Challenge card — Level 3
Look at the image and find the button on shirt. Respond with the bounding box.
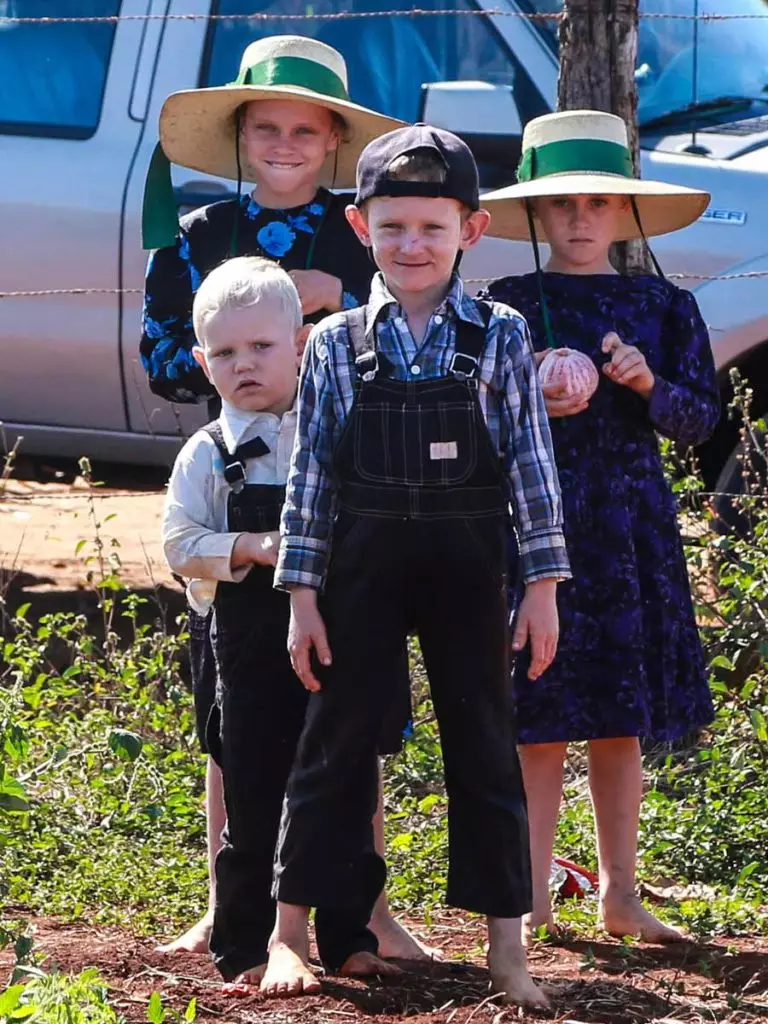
[276,273,571,591]
[163,400,297,615]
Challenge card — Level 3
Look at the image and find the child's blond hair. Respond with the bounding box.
[192,256,302,346]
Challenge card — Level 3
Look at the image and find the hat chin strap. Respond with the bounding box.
[524,200,557,350]
[229,109,244,258]
[629,196,665,279]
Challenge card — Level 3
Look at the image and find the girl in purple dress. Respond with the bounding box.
[480,110,718,945]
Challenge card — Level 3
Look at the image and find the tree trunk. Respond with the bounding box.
[557,0,650,273]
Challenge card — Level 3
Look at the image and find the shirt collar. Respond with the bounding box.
[364,271,483,335]
[219,399,296,453]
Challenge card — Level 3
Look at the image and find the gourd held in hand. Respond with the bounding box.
[538,347,599,403]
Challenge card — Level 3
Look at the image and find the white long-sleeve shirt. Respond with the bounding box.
[163,399,297,615]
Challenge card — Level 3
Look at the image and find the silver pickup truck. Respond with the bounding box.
[2,0,767,499]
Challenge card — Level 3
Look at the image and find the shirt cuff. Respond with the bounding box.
[164,530,244,583]
[274,537,328,591]
[518,527,572,584]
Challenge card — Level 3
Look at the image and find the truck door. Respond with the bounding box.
[120,0,214,442]
[0,0,153,433]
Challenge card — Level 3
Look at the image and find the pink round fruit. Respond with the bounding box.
[538,347,599,401]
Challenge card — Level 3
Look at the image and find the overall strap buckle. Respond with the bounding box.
[202,420,270,494]
[450,299,493,388]
[347,305,388,382]
[449,351,479,380]
[355,350,379,382]
[223,461,247,494]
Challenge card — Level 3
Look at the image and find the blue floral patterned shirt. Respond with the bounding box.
[275,273,571,590]
[140,189,375,404]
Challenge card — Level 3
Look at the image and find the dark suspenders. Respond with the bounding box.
[203,420,270,493]
[344,301,529,428]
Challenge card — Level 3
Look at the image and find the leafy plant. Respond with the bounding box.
[0,969,121,1024]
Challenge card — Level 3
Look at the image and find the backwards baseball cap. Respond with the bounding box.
[354,123,480,210]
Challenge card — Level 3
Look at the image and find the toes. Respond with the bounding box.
[497,983,550,1010]
[222,982,253,998]
[260,966,321,998]
[303,974,322,994]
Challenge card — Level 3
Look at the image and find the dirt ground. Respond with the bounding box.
[0,465,183,630]
[0,467,171,594]
[2,911,768,1024]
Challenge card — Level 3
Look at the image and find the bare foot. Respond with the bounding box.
[522,910,561,947]
[155,911,212,954]
[261,941,322,998]
[369,910,442,961]
[222,964,266,997]
[234,963,267,985]
[338,951,403,977]
[488,919,550,1010]
[600,893,685,944]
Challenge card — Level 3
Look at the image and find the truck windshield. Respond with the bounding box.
[532,0,768,125]
[636,0,768,125]
[206,0,524,124]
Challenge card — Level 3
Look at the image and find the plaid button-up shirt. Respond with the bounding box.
[276,273,570,590]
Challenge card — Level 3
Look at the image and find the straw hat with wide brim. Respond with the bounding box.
[159,34,404,189]
[481,110,710,241]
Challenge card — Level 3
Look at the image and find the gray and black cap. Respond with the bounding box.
[354,123,480,210]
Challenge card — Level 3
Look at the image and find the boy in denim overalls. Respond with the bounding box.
[267,126,571,1006]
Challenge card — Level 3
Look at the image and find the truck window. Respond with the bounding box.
[203,0,546,128]
[0,0,120,139]
[637,0,768,125]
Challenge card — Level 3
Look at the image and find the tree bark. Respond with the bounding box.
[557,0,651,273]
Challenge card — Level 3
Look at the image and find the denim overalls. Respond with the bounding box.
[275,306,532,922]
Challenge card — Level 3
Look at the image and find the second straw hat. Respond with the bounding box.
[481,110,709,241]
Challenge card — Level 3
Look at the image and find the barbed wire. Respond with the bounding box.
[1,488,167,501]
[1,8,767,24]
[2,270,768,300]
[2,484,765,502]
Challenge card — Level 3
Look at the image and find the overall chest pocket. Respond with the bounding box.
[227,492,284,534]
[353,400,479,486]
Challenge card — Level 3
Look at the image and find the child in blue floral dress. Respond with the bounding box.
[141,35,422,961]
[480,110,718,945]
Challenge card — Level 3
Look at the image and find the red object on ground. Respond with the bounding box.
[554,856,599,899]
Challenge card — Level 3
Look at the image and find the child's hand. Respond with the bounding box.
[511,578,559,680]
[296,324,313,360]
[232,531,280,569]
[541,380,590,418]
[533,351,589,418]
[289,270,343,315]
[601,332,655,399]
[288,586,332,692]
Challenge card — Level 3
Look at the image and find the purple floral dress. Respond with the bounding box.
[482,273,719,744]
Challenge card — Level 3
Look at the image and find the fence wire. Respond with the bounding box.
[1,8,768,23]
[2,270,768,300]
[2,3,766,298]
